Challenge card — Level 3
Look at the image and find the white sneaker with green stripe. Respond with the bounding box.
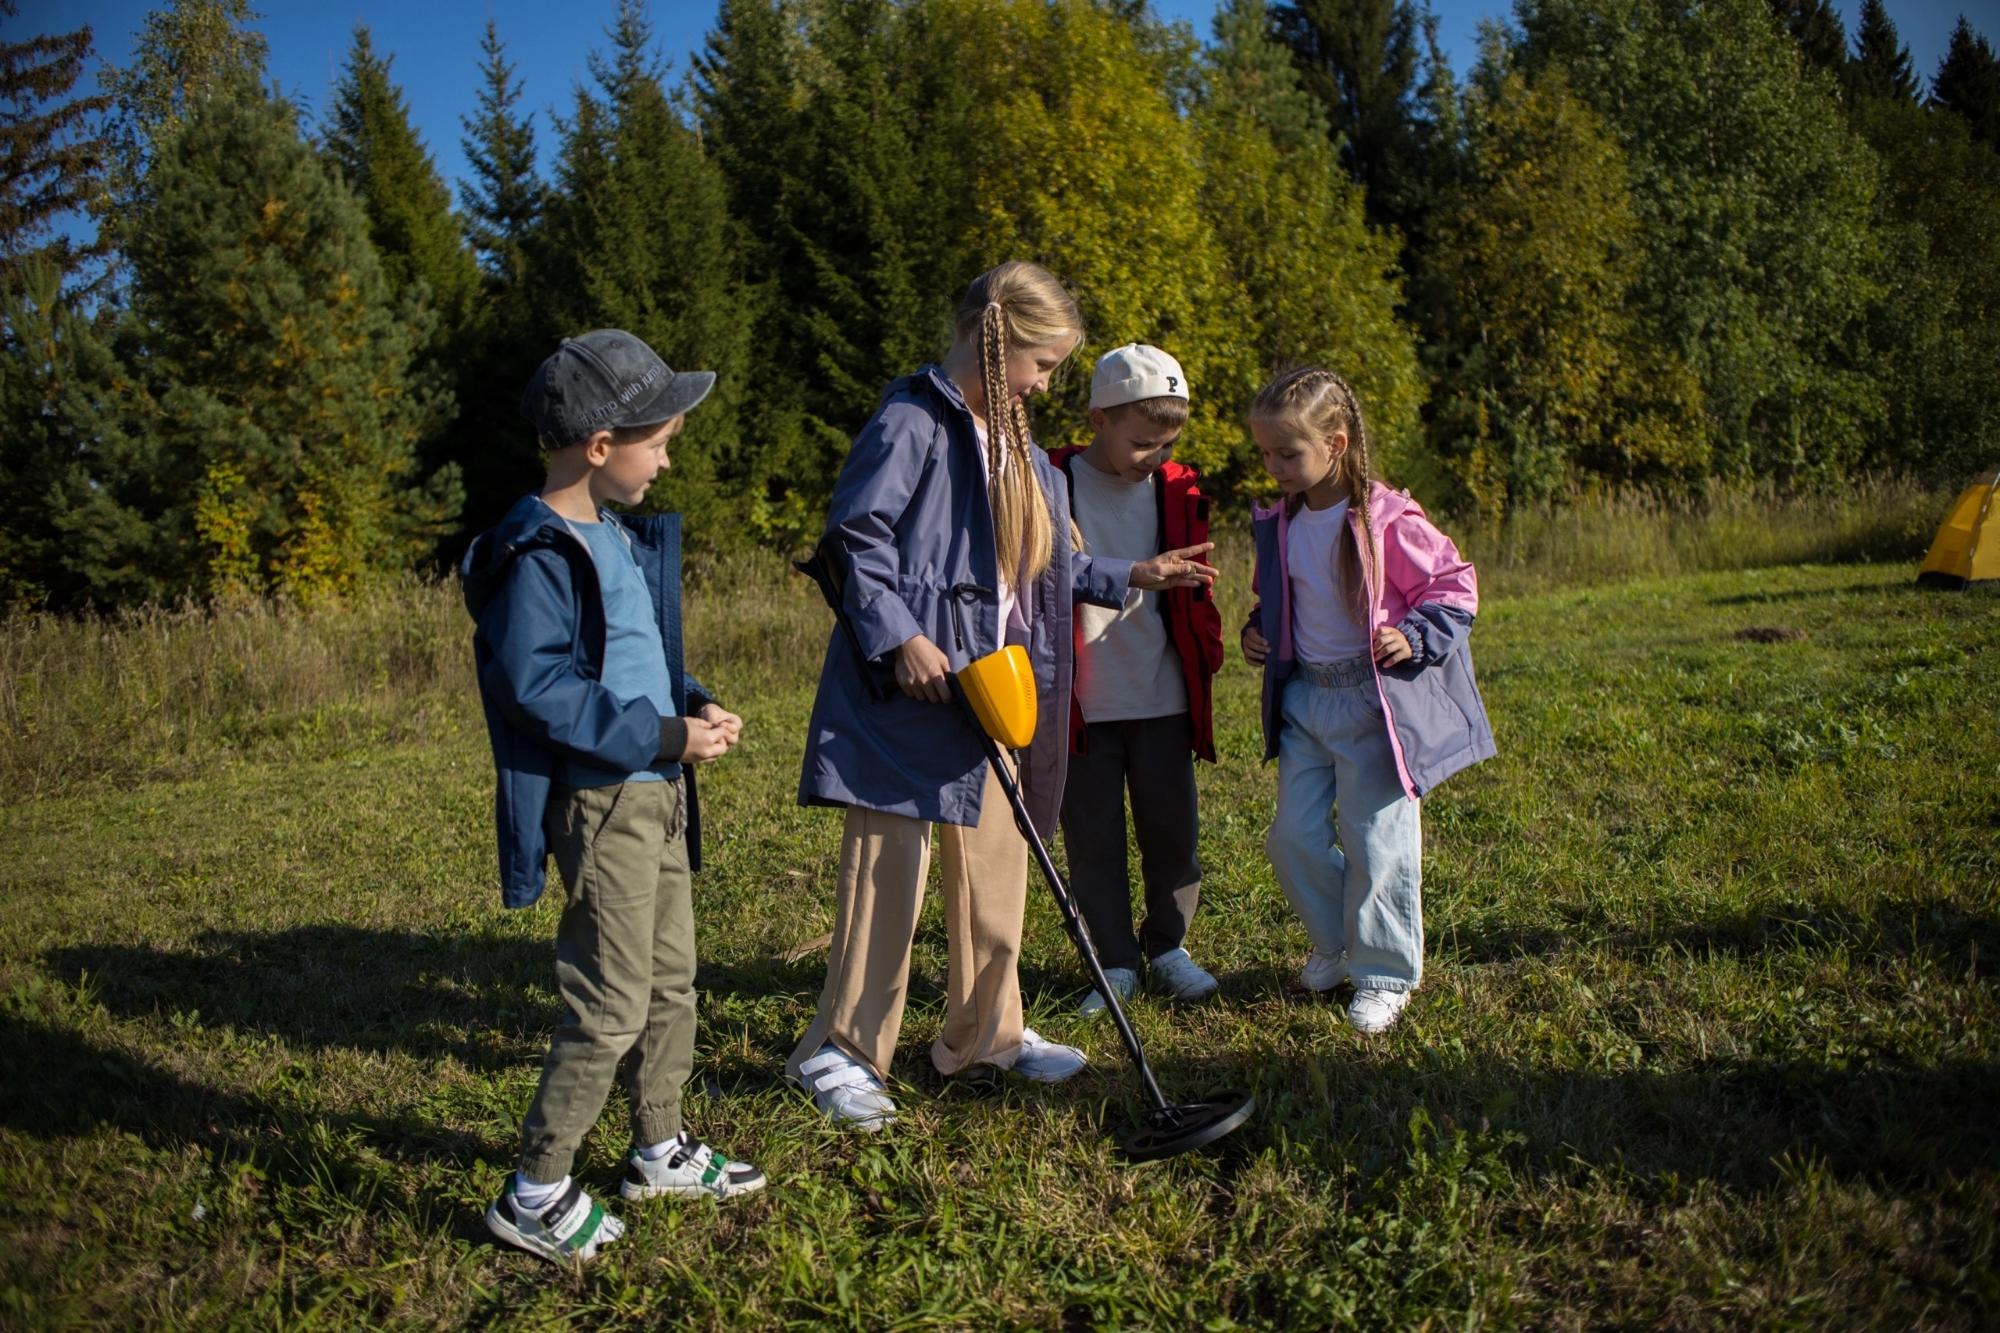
[620,1131,767,1201]
[485,1176,623,1267]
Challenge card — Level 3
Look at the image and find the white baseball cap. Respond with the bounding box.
[1089,343,1189,410]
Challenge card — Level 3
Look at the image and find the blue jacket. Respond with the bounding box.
[461,494,715,908]
[798,365,1131,836]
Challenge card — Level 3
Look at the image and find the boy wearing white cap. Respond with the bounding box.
[1047,344,1226,1014]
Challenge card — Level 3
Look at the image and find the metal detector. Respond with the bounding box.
[797,540,1255,1161]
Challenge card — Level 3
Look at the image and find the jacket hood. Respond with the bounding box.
[1047,443,1201,489]
[460,493,572,619]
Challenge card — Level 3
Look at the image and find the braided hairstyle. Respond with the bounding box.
[951,261,1082,584]
[1250,367,1378,620]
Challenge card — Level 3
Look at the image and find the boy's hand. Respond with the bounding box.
[895,633,953,703]
[680,717,734,762]
[1242,625,1269,666]
[1372,625,1412,667]
[1130,542,1217,591]
[697,702,743,746]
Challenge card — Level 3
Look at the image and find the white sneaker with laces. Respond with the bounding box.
[796,1043,897,1131]
[1077,966,1139,1016]
[1300,947,1348,992]
[620,1132,767,1201]
[1011,1028,1087,1083]
[1347,987,1410,1034]
[1148,947,1219,1002]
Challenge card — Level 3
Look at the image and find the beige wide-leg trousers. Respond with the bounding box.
[787,761,1029,1081]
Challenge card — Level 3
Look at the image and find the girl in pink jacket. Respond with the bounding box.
[1242,368,1493,1034]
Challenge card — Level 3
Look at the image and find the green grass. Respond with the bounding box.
[2,552,1996,1327]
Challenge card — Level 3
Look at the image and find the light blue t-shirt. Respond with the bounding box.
[559,509,677,788]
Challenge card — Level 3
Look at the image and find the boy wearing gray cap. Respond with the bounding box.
[1047,344,1225,1015]
[461,329,765,1267]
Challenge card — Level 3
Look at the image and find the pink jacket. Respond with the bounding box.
[1247,482,1495,798]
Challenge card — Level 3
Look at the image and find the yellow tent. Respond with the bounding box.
[1918,467,2000,590]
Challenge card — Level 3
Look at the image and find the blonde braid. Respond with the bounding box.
[981,303,1009,496]
[1335,375,1378,611]
[958,265,1074,583]
[1251,366,1379,619]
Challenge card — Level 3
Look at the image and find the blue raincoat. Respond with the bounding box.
[798,365,1131,837]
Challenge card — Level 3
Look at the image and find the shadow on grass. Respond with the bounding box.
[1438,897,2000,968]
[45,926,835,1075]
[1160,1043,2000,1192]
[28,919,2000,1199]
[0,1012,494,1183]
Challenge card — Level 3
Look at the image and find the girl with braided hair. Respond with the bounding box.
[1242,367,1494,1034]
[788,261,1216,1128]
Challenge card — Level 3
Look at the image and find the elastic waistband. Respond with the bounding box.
[1296,656,1373,689]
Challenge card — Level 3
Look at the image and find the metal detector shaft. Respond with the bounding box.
[960,713,1171,1114]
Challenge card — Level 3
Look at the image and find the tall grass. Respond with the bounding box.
[0,479,1949,801]
[1464,474,1946,597]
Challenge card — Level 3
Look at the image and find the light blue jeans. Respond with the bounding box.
[1265,670,1424,993]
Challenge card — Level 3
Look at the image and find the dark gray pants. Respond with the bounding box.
[1057,712,1202,971]
[518,778,695,1184]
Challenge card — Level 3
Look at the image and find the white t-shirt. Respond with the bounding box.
[1070,459,1188,722]
[1287,499,1371,662]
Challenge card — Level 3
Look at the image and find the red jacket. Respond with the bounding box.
[1049,446,1225,762]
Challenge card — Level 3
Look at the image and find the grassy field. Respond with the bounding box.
[2,529,1996,1326]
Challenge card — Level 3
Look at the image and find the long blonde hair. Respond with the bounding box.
[1250,367,1378,618]
[952,261,1082,583]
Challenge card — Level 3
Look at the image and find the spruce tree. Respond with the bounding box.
[455,19,548,535]
[1767,0,1848,79]
[1268,0,1434,237]
[124,78,459,599]
[459,21,541,288]
[1931,17,2000,150]
[0,255,161,608]
[692,0,813,535]
[0,2,112,298]
[1848,0,1921,104]
[697,0,991,540]
[322,24,481,557]
[752,0,955,536]
[539,0,750,543]
[323,26,480,354]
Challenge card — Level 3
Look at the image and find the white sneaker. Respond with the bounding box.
[1011,1028,1087,1083]
[796,1043,897,1131]
[1347,987,1410,1034]
[620,1132,767,1201]
[1148,947,1219,1002]
[1077,966,1139,1016]
[485,1176,624,1267]
[1300,947,1348,992]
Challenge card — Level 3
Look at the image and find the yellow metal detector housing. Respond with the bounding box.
[955,645,1037,749]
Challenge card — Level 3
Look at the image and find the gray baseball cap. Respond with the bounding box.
[521,328,715,449]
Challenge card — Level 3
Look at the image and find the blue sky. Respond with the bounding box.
[14,0,1989,210]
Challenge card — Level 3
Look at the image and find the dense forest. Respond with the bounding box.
[3,0,1996,607]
